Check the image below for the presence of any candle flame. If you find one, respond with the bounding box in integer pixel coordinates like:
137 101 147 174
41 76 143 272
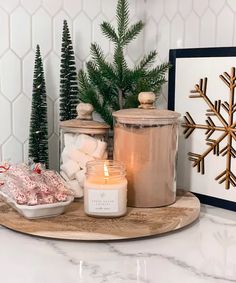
104 163 109 177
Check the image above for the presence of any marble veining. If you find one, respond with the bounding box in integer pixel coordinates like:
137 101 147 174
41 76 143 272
0 204 236 283
107 244 235 283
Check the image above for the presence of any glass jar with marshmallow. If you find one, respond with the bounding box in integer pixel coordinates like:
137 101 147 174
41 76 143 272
59 103 110 199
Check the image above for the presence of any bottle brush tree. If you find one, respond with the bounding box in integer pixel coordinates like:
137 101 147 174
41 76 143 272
29 45 49 168
78 0 169 127
60 20 78 121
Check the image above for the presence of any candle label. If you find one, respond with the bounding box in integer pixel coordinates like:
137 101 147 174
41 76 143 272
88 189 119 213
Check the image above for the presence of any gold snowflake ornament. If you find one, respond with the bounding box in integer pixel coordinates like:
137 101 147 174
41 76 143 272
183 67 236 190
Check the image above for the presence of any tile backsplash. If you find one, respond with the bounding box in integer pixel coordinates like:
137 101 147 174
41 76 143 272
0 0 235 169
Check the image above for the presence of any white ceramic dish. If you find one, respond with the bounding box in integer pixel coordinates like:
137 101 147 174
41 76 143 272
0 191 74 219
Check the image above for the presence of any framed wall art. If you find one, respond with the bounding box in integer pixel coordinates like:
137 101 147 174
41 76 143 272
168 47 236 211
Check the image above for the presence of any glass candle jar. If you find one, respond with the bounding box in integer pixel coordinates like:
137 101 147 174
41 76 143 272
84 160 127 217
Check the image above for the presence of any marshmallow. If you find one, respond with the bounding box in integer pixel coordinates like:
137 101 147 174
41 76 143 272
92 140 107 159
64 133 76 147
61 160 80 180
67 149 94 169
75 169 86 186
61 150 68 164
61 146 76 164
60 171 70 182
75 134 98 155
67 180 83 198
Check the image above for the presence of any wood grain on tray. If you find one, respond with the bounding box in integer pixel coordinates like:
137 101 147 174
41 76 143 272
0 190 200 240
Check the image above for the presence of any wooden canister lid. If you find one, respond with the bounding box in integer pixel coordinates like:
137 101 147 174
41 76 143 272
60 103 110 134
60 119 110 135
113 92 181 125
60 119 109 129
113 108 180 120
113 109 180 125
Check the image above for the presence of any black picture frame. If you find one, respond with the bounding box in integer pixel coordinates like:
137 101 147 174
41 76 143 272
168 47 236 211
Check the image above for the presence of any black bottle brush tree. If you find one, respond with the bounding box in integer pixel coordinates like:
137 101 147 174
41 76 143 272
60 20 79 121
78 0 169 127
29 45 49 168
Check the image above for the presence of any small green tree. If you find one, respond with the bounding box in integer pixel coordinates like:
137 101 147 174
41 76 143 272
60 20 78 121
78 0 169 127
29 45 49 168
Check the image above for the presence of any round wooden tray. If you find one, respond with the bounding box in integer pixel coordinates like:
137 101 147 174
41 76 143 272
0 190 200 240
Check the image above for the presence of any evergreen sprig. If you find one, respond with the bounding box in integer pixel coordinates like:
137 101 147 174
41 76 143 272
29 45 49 168
78 0 169 127
60 20 78 121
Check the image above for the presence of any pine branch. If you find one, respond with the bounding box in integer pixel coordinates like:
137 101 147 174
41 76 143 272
86 61 115 105
122 21 144 45
78 70 91 101
114 45 128 86
101 22 119 43
90 43 117 82
124 93 139 108
81 87 113 127
146 62 170 81
90 42 105 63
78 0 169 126
117 0 129 38
137 50 157 70
124 68 145 91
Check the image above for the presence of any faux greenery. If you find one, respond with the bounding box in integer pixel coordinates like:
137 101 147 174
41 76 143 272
78 0 169 127
60 20 78 121
29 45 49 168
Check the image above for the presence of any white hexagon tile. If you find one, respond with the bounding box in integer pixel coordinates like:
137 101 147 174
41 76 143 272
32 8 52 57
22 51 35 98
101 0 116 21
216 6 234 46
53 11 72 56
83 0 101 20
127 16 145 62
0 8 9 55
10 7 31 57
184 11 200 48
0 0 235 169
170 14 184 48
73 12 92 61
0 95 11 145
144 18 158 53
93 14 110 56
12 94 31 143
63 0 82 19
200 9 216 47
0 50 21 101
21 0 41 14
43 0 62 16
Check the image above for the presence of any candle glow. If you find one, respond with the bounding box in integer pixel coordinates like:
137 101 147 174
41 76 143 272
104 163 109 177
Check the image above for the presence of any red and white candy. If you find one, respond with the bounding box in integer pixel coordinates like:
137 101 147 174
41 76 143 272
0 163 72 206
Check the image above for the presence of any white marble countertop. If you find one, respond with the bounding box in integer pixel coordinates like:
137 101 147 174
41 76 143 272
0 204 236 283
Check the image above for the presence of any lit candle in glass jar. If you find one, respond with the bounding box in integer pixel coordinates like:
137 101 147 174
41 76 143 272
84 160 127 217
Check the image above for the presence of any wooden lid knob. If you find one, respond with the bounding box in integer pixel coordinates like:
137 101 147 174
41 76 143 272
138 92 156 109
76 103 94 120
